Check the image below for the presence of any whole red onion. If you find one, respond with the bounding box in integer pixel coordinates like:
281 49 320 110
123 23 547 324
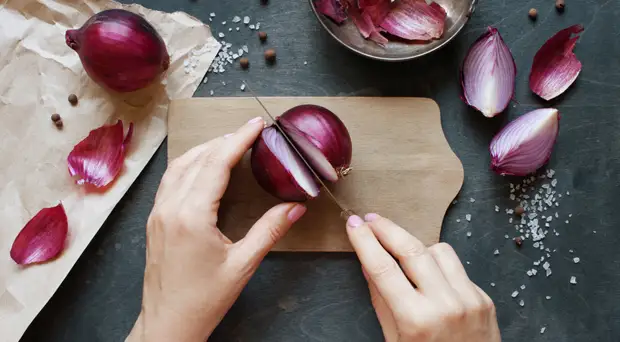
251 105 353 202
66 9 170 93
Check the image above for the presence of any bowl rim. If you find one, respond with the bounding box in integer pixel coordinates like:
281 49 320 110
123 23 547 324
309 0 478 62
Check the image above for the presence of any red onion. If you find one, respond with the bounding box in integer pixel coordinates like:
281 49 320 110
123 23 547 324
10 203 68 265
461 27 516 118
530 25 584 101
251 105 353 201
66 9 170 93
490 108 560 176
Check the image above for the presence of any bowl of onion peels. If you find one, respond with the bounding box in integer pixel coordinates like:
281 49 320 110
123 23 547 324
311 0 477 61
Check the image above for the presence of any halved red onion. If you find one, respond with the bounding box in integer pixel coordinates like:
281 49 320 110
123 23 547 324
66 9 170 93
461 27 516 118
10 203 68 265
251 127 320 202
251 105 353 201
490 108 560 176
68 120 133 188
278 105 352 182
529 25 584 101
315 0 348 24
380 0 446 41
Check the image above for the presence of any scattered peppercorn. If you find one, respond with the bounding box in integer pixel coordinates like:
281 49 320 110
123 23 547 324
515 206 525 215
240 57 250 69
555 0 565 12
51 113 61 122
514 237 523 247
264 49 276 63
528 8 537 20
68 94 78 106
258 31 268 42
54 120 64 129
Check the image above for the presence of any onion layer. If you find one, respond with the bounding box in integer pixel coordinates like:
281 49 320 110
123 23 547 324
66 9 170 93
529 25 584 101
10 203 68 265
251 105 353 201
461 27 516 118
490 108 560 176
68 120 133 187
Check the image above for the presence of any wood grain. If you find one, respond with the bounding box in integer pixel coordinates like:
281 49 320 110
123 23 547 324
168 97 463 251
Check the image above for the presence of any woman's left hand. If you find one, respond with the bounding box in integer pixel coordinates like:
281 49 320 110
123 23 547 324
127 117 307 342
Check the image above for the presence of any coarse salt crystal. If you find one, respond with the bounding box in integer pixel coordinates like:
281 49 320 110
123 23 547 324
218 33 225 38
469 198 475 203
541 327 546 334
551 179 558 187
543 262 550 270
256 22 260 29
304 61 308 65
229 28 232 32
466 232 472 237
511 291 519 298
531 269 538 275
240 84 246 91
504 234 510 239
506 209 514 214
210 12 216 17
242 45 249 53
509 218 513 223
546 296 551 300
466 261 470 265
510 194 516 200
546 268 552 277
491 282 496 287
232 16 241 23
573 257 580 263
520 284 526 290
456 219 461 223
209 90 214 96
236 27 240 31
494 249 499 255
569 249 574 253
232 53 239 59
570 276 577 284
495 205 500 212
249 24 255 29
243 16 250 24
519 300 525 307
565 220 569 224
465 214 471 222
222 21 227 25
527 270 533 276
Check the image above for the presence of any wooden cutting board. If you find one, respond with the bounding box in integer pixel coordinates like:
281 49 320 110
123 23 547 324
168 97 463 251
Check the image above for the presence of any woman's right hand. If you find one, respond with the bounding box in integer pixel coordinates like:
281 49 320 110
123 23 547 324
346 213 501 342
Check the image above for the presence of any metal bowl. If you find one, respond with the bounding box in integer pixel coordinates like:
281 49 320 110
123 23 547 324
310 0 477 61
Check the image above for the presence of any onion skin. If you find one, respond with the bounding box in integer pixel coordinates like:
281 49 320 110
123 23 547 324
490 108 560 176
278 104 353 182
66 9 170 93
251 128 317 202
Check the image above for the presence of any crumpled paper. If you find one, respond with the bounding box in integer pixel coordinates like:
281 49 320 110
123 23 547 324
0 1 220 340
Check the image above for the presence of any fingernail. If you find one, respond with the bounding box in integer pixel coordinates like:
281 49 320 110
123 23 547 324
365 213 380 222
347 215 364 228
287 204 307 223
248 116 263 124
224 133 234 138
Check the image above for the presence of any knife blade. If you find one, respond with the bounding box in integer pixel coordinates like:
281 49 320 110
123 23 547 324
243 81 356 220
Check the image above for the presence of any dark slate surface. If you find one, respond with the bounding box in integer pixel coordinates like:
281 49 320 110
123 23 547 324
20 0 620 341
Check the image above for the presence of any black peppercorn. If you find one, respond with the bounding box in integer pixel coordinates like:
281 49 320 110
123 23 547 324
240 57 250 69
258 31 268 42
68 94 78 106
264 49 276 63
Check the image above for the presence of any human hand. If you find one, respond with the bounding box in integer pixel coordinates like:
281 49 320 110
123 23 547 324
346 214 501 342
126 117 307 342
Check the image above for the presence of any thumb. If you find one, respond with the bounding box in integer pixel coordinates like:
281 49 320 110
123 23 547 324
235 203 306 262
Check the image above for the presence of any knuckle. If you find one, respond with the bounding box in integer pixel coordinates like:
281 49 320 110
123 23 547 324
367 259 401 279
399 242 427 259
444 302 467 323
430 242 455 256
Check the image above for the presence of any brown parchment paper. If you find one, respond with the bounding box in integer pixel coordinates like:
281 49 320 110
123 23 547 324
0 1 220 340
